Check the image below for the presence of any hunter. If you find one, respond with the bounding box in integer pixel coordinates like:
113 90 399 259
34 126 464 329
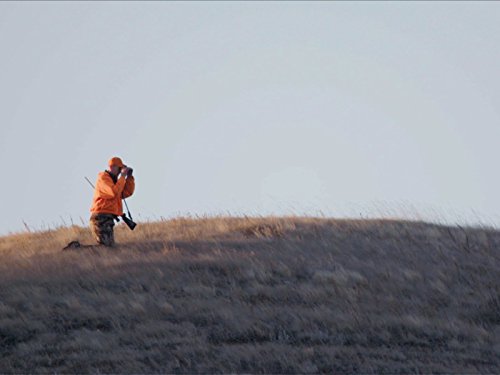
90 157 135 246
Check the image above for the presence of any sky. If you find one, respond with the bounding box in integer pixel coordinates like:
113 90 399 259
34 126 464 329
1 1 500 235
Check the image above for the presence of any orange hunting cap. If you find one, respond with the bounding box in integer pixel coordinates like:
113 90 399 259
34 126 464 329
108 156 125 168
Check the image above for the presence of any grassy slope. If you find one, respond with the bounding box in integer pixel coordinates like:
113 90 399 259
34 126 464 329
0 216 499 373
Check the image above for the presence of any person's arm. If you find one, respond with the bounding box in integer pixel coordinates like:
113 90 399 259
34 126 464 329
122 175 135 199
96 173 126 199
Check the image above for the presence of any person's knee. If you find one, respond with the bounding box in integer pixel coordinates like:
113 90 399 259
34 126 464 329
100 230 115 247
98 233 114 246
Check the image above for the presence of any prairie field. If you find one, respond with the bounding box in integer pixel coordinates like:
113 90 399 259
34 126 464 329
0 216 499 373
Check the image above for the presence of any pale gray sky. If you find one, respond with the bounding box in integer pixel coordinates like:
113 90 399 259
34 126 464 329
1 1 500 234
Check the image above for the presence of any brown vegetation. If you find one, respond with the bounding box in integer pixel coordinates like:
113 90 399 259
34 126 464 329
0 216 499 373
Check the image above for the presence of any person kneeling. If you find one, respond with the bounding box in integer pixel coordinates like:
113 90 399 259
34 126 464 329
89 157 135 247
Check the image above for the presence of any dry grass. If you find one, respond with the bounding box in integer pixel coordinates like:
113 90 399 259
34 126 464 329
0 216 499 373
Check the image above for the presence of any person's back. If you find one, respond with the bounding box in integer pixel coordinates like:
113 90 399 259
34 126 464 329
89 157 135 246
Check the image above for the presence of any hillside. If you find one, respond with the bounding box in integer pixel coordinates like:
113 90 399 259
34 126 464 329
0 216 499 373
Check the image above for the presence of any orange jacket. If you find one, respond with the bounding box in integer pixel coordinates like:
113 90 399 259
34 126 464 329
90 171 135 216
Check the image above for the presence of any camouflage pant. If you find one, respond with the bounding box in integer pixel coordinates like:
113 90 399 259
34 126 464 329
89 213 117 247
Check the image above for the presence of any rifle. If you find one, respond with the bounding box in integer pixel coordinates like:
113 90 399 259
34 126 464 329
121 198 137 230
84 176 137 231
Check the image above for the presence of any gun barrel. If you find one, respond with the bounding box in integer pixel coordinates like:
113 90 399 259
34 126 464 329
84 176 95 189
